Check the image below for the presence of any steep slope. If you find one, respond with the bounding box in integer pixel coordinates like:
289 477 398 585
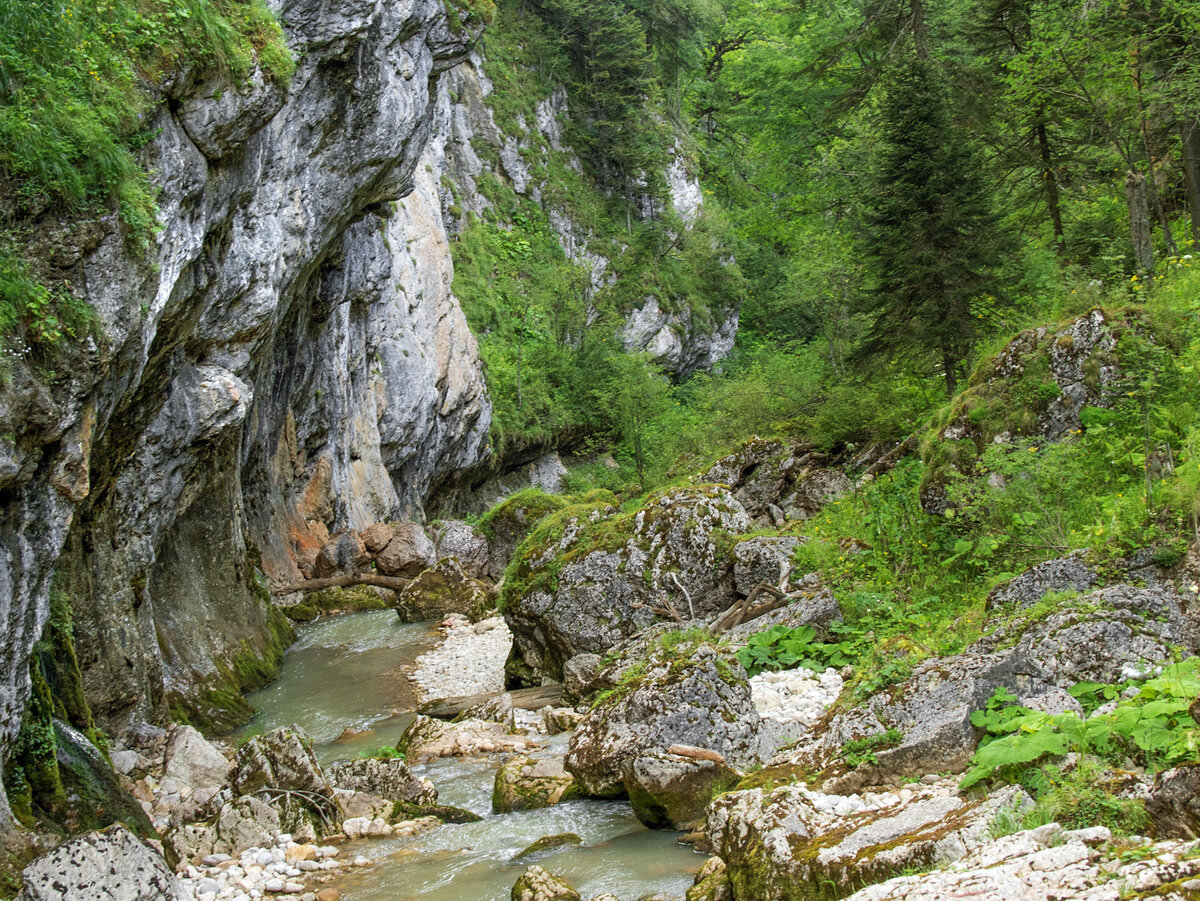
0 0 490 826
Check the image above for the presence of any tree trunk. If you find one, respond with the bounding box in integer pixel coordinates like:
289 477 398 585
1181 118 1200 246
1126 170 1155 272
1035 121 1065 255
941 340 958 396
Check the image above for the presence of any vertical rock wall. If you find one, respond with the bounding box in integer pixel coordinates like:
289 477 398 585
0 0 492 825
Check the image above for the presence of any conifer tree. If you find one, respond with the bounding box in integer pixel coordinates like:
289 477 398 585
855 54 1006 395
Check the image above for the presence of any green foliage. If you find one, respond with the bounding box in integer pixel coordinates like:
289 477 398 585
735 623 854 678
359 746 406 760
840 729 903 768
854 54 1008 395
961 659 1200 792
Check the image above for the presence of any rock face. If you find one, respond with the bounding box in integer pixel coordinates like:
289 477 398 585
623 295 739 379
780 584 1197 789
708 781 1029 901
17 824 189 900
504 487 751 681
701 438 851 525
0 0 494 816
564 643 762 797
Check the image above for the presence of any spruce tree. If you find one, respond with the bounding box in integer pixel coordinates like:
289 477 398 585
856 54 1006 395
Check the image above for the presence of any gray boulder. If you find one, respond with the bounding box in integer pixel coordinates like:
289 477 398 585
18 824 188 901
622 750 741 830
376 523 437 578
562 653 603 702
511 865 581 901
163 725 232 790
215 795 280 856
986 551 1099 611
232 727 333 800
732 537 801 596
313 530 371 578
432 520 491 579
780 584 1195 790
504 486 750 681
564 641 762 797
780 469 852 521
708 783 1030 901
326 757 437 806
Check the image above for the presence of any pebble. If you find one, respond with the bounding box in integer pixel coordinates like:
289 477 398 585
750 667 844 731
408 614 512 702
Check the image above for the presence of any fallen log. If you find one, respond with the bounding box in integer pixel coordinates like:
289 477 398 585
271 573 411 595
861 435 917 479
417 684 565 719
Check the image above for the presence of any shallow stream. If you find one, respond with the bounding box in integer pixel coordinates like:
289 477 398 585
237 610 704 900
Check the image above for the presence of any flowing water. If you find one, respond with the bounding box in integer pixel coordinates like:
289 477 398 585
238 610 705 900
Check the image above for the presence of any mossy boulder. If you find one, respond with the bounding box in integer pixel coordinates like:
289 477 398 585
515 833 583 860
564 639 763 798
493 756 578 813
503 486 750 683
510 865 581 901
395 558 493 622
707 783 1030 901
686 857 733 901
477 488 576 580
231 727 333 800
622 750 741 830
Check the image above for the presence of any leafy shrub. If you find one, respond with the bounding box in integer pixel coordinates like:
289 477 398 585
735 623 854 678
961 658 1200 791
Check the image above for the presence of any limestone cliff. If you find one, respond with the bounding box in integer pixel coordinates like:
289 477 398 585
0 0 490 825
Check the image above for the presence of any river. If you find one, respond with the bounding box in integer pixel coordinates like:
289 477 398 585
236 610 705 900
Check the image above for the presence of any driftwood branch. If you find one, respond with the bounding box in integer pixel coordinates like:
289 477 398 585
631 600 684 622
271 573 412 595
711 579 790 635
668 572 695 619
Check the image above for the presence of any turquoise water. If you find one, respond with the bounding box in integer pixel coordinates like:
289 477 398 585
239 609 705 900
